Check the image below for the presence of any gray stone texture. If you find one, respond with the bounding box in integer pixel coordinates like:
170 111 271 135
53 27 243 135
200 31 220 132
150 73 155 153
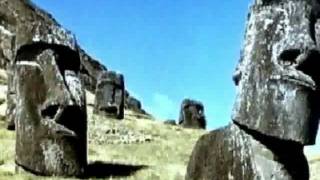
186 123 309 180
186 0 320 179
232 0 320 145
94 71 125 119
178 99 206 129
14 42 87 176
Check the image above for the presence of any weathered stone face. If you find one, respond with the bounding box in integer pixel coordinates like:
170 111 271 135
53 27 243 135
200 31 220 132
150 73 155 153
232 0 320 144
14 43 87 176
94 71 125 119
179 99 206 129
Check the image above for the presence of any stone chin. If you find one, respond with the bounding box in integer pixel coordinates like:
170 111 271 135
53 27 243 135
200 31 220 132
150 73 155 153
232 69 320 145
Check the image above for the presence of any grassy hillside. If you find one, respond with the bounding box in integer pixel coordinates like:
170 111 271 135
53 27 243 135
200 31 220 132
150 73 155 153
0 79 319 179
0 88 205 180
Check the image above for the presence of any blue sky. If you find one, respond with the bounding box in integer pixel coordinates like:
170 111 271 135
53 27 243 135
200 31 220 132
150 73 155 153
32 0 251 130
32 0 319 154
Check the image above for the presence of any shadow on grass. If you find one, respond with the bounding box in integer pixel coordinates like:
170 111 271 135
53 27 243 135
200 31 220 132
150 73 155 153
83 161 148 178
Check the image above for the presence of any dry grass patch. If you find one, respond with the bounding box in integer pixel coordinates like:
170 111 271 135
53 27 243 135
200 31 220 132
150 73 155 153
0 109 205 180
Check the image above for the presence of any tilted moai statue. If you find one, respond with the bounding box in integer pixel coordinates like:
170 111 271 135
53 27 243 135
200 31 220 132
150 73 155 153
178 99 206 129
14 29 87 176
186 0 320 179
94 71 125 119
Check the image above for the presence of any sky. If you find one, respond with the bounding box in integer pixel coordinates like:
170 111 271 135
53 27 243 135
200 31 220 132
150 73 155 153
31 0 319 154
32 0 251 129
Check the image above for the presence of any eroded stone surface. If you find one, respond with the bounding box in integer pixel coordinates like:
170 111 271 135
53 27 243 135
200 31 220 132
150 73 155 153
186 0 320 179
14 43 87 176
232 0 320 144
178 99 206 129
186 123 309 180
94 71 125 119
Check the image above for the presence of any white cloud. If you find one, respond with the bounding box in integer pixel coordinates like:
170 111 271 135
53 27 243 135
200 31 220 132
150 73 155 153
144 92 177 121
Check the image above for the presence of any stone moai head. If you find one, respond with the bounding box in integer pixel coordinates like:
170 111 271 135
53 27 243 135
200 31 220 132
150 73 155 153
94 71 125 119
232 0 320 145
14 42 87 176
179 99 206 129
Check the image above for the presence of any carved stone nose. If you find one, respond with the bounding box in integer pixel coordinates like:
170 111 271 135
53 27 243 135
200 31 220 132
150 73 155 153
296 50 320 86
279 48 320 86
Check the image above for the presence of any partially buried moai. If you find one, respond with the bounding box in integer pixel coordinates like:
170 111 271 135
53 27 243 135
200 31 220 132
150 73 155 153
186 0 320 179
178 99 206 129
94 71 125 119
14 36 87 175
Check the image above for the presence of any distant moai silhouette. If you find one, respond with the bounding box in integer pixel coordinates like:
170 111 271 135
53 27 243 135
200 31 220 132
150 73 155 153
179 99 206 129
94 71 125 119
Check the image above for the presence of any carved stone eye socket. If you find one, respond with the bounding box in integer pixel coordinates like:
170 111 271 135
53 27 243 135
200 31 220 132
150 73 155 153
278 49 301 66
41 104 60 119
54 46 80 74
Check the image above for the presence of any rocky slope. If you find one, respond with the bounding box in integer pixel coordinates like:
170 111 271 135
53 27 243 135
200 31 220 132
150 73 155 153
0 0 146 114
0 76 205 179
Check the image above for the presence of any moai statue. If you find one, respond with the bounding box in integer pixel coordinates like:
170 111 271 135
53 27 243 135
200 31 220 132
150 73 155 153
186 0 320 179
94 71 125 119
178 99 206 129
14 29 87 175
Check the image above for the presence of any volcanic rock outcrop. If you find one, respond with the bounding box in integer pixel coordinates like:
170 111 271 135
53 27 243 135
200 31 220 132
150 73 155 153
178 99 206 129
186 0 320 179
93 71 125 119
124 90 147 114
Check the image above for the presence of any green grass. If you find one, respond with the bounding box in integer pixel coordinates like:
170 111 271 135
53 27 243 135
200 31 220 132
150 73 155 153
1 105 319 180
0 108 205 180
